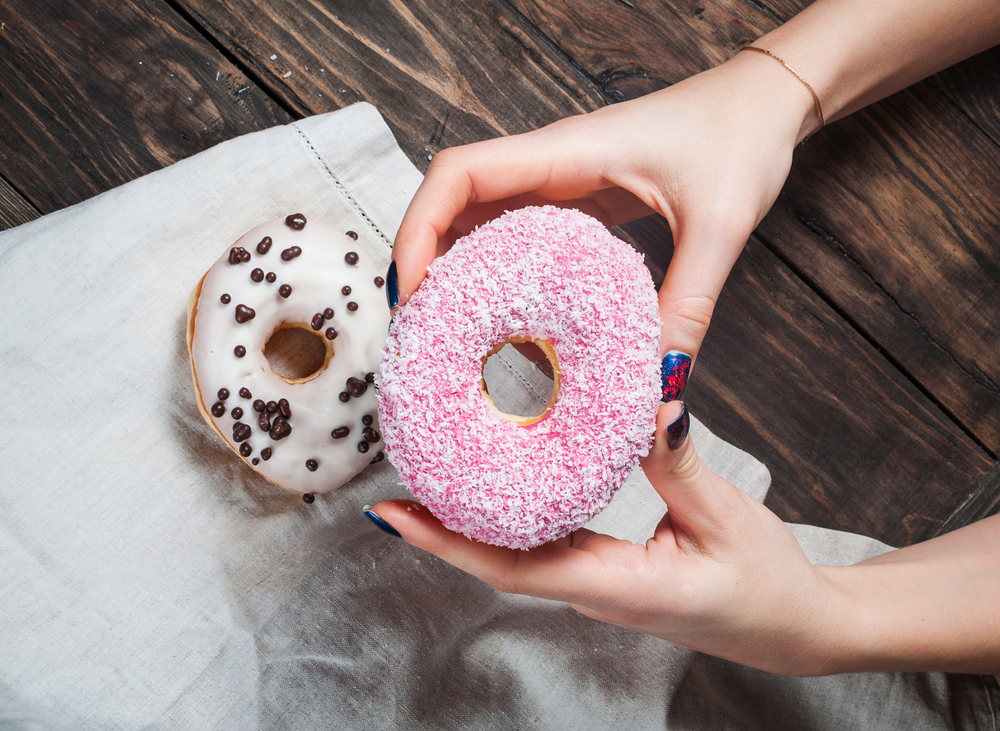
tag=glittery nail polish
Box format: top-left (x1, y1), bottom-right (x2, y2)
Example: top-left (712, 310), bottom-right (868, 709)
top-left (660, 350), bottom-right (692, 402)
top-left (666, 402), bottom-right (690, 450)
top-left (363, 504), bottom-right (401, 538)
top-left (386, 260), bottom-right (399, 310)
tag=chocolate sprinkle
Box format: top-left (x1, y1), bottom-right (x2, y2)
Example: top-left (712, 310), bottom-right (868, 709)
top-left (325, 327), bottom-right (338, 341)
top-left (211, 402), bottom-right (226, 418)
top-left (323, 307), bottom-right (334, 320)
top-left (256, 236), bottom-right (273, 255)
top-left (345, 252), bottom-right (359, 265)
top-left (303, 492), bottom-right (315, 504)
top-left (233, 423), bottom-right (252, 442)
top-left (331, 426), bottom-right (350, 439)
top-left (235, 304), bottom-right (256, 323)
top-left (363, 427), bottom-right (381, 443)
top-left (371, 451), bottom-right (385, 464)
top-left (347, 301), bottom-right (358, 312)
top-left (311, 313), bottom-right (324, 330)
top-left (218, 388), bottom-right (230, 401)
top-left (374, 276), bottom-right (385, 288)
top-left (347, 377), bottom-right (368, 398)
top-left (270, 417), bottom-right (292, 441)
top-left (365, 372), bottom-right (376, 384)
top-left (231, 407), bottom-right (244, 420)
top-left (305, 459), bottom-right (318, 472)
top-left (362, 414), bottom-right (374, 426)
top-left (240, 442), bottom-right (252, 457)
top-left (279, 284), bottom-right (292, 298)
top-left (265, 272), bottom-right (276, 283)
top-left (266, 400), bottom-right (278, 413)
top-left (260, 447), bottom-right (272, 461)
top-left (253, 399), bottom-right (265, 413)
top-left (251, 268), bottom-right (264, 283)
top-left (278, 399), bottom-right (292, 418)
top-left (234, 345), bottom-right (246, 358)
top-left (285, 213), bottom-right (307, 230)
top-left (280, 246), bottom-right (302, 261)
top-left (357, 440), bottom-right (370, 453)
top-left (346, 231), bottom-right (358, 240)
top-left (341, 285), bottom-right (352, 296)
top-left (220, 293), bottom-right (232, 304)
top-left (228, 247), bottom-right (251, 265)
top-left (258, 414), bottom-right (271, 432)
top-left (239, 387), bottom-right (252, 399)
top-left (252, 458), bottom-right (260, 465)
top-left (338, 392), bottom-right (350, 403)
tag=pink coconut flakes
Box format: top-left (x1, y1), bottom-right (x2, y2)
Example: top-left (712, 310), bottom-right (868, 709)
top-left (378, 206), bottom-right (661, 549)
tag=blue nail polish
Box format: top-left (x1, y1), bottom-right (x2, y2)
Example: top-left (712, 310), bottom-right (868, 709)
top-left (660, 351), bottom-right (692, 402)
top-left (363, 504), bottom-right (401, 538)
top-left (666, 402), bottom-right (690, 450)
top-left (386, 261), bottom-right (399, 310)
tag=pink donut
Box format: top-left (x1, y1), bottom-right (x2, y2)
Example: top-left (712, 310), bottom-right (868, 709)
top-left (378, 206), bottom-right (662, 549)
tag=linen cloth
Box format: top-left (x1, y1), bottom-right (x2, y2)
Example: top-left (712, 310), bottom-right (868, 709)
top-left (0, 102), bottom-right (995, 730)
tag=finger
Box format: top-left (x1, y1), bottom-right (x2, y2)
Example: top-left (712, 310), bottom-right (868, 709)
top-left (640, 402), bottom-right (741, 538)
top-left (392, 137), bottom-right (564, 305)
top-left (656, 220), bottom-right (749, 361)
top-left (368, 500), bottom-right (636, 603)
top-left (392, 132), bottom-right (655, 306)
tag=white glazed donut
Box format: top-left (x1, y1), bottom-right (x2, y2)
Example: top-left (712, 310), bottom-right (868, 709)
top-left (187, 214), bottom-right (390, 495)
top-left (378, 206), bottom-right (662, 548)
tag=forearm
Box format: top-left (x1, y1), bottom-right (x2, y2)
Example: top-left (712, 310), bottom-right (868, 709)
top-left (814, 514), bottom-right (1000, 676)
top-left (749, 0), bottom-right (1000, 129)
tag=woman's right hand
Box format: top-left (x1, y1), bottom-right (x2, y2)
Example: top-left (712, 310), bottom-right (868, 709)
top-left (390, 49), bottom-right (819, 363)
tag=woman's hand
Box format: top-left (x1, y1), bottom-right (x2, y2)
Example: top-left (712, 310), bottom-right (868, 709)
top-left (369, 401), bottom-right (843, 677)
top-left (390, 51), bottom-right (818, 362)
top-left (370, 402), bottom-right (1000, 677)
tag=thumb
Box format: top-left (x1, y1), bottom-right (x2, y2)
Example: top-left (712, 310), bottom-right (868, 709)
top-left (640, 400), bottom-right (741, 534)
top-left (656, 221), bottom-right (748, 367)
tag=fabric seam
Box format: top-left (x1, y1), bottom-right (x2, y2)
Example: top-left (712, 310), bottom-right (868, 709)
top-left (293, 126), bottom-right (394, 250)
top-left (498, 351), bottom-right (546, 401)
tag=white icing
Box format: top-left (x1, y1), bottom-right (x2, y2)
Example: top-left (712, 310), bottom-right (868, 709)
top-left (191, 217), bottom-right (390, 493)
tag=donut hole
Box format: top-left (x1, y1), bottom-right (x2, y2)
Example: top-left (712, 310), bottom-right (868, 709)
top-left (480, 338), bottom-right (560, 426)
top-left (264, 324), bottom-right (333, 384)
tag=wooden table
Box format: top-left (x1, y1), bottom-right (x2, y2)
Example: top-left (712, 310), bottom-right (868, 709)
top-left (2, 0), bottom-right (997, 548)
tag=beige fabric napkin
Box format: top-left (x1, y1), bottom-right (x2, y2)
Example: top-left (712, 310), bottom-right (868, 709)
top-left (1, 103), bottom-right (994, 729)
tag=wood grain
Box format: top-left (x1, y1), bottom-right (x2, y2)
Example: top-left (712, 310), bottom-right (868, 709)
top-left (0, 0), bottom-right (290, 212)
top-left (778, 88), bottom-right (1000, 451)
top-left (0, 176), bottom-right (40, 231)
top-left (174, 0), bottom-right (605, 172)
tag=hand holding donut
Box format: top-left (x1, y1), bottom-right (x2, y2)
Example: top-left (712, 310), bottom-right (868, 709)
top-left (389, 51), bottom-right (818, 368)
top-left (367, 402), bottom-right (1000, 678)
top-left (367, 401), bottom-right (842, 676)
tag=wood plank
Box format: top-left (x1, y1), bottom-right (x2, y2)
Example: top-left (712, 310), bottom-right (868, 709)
top-left (174, 0), bottom-right (605, 174)
top-left (929, 46), bottom-right (1000, 148)
top-left (0, 176), bottom-right (41, 231)
top-left (777, 88), bottom-right (1000, 451)
top-left (621, 215), bottom-right (993, 546)
top-left (506, 0), bottom-right (1000, 451)
top-left (0, 0), bottom-right (290, 213)
top-left (933, 460), bottom-right (1000, 537)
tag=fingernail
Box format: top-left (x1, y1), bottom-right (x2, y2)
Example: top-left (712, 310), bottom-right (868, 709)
top-left (363, 504), bottom-right (402, 538)
top-left (666, 402), bottom-right (690, 450)
top-left (660, 350), bottom-right (692, 402)
top-left (386, 260), bottom-right (399, 310)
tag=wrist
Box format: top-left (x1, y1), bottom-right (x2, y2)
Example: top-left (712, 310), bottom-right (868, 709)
top-left (716, 49), bottom-right (820, 146)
